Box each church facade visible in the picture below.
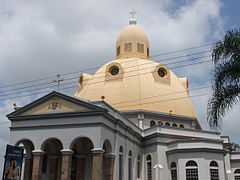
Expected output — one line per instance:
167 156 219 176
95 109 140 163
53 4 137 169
7 18 240 180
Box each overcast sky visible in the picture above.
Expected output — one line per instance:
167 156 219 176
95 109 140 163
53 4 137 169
0 0 240 176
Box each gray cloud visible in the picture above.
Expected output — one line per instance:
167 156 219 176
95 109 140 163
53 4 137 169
0 0 224 82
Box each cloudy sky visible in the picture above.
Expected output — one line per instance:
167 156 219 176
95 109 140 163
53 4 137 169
0 0 239 175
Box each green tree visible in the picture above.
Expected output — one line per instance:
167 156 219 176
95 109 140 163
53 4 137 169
207 29 240 128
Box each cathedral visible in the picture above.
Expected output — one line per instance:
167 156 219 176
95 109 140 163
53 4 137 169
6 17 240 180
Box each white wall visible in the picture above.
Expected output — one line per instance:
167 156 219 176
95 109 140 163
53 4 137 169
168 152 226 180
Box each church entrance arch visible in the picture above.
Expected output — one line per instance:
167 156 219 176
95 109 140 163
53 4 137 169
41 138 63 180
70 137 94 180
15 139 34 180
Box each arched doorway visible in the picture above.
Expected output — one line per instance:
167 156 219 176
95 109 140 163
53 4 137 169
41 138 63 180
15 139 34 180
70 137 94 180
102 140 114 180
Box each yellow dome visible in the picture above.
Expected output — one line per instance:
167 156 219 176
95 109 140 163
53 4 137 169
75 58 196 118
74 23 196 118
116 24 150 59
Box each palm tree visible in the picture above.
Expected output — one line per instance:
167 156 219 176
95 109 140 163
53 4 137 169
207 29 240 128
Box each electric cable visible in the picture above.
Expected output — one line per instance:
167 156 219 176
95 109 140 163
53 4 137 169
0 50 211 94
0 59 212 101
0 56 211 97
0 43 212 89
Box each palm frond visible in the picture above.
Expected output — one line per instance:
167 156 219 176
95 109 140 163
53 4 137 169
212 29 240 63
213 59 240 88
208 28 240 128
208 84 240 128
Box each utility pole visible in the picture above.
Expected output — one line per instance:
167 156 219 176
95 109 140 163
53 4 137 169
53 74 64 91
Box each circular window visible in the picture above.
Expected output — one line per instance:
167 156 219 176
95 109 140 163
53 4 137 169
165 122 170 126
150 120 156 127
109 66 119 76
158 68 167 77
179 124 184 128
158 121 163 126
172 123 177 128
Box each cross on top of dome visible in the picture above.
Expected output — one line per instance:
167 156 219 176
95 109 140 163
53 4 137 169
130 8 137 18
129 8 137 25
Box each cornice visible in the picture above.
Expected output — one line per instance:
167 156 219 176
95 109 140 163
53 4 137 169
166 148 226 155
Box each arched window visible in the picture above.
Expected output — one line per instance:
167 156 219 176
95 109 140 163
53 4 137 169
42 154 47 173
128 151 132 180
179 124 184 128
171 162 177 180
146 155 152 180
119 146 123 180
210 161 219 180
124 43 132 52
117 46 121 56
150 120 156 127
234 169 240 180
71 155 77 179
165 122 170 126
147 48 149 57
186 161 198 180
137 43 144 53
137 155 141 178
172 123 177 128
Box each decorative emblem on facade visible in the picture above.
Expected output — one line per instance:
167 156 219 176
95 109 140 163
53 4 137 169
48 97 61 111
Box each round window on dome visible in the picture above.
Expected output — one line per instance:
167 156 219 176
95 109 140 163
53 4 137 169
158 68 167 78
109 66 119 76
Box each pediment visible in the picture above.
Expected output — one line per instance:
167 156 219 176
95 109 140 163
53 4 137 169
7 91 104 118
22 96 87 115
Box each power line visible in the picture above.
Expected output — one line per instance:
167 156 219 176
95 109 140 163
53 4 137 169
0 53 210 95
1 48 211 93
0 91 209 128
115 93 209 109
70 57 211 89
61 58 212 90
110 85 211 106
0 80 76 97
0 58 212 99
1 83 210 108
0 76 77 94
0 43 212 89
0 50 211 95
0 75 57 89
0 85 209 116
151 43 212 57
0 55 212 97
0 59 212 101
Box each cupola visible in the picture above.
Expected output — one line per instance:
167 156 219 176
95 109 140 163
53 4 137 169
116 20 150 59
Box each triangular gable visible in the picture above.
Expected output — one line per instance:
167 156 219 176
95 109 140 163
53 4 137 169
22 96 87 115
7 91 105 118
